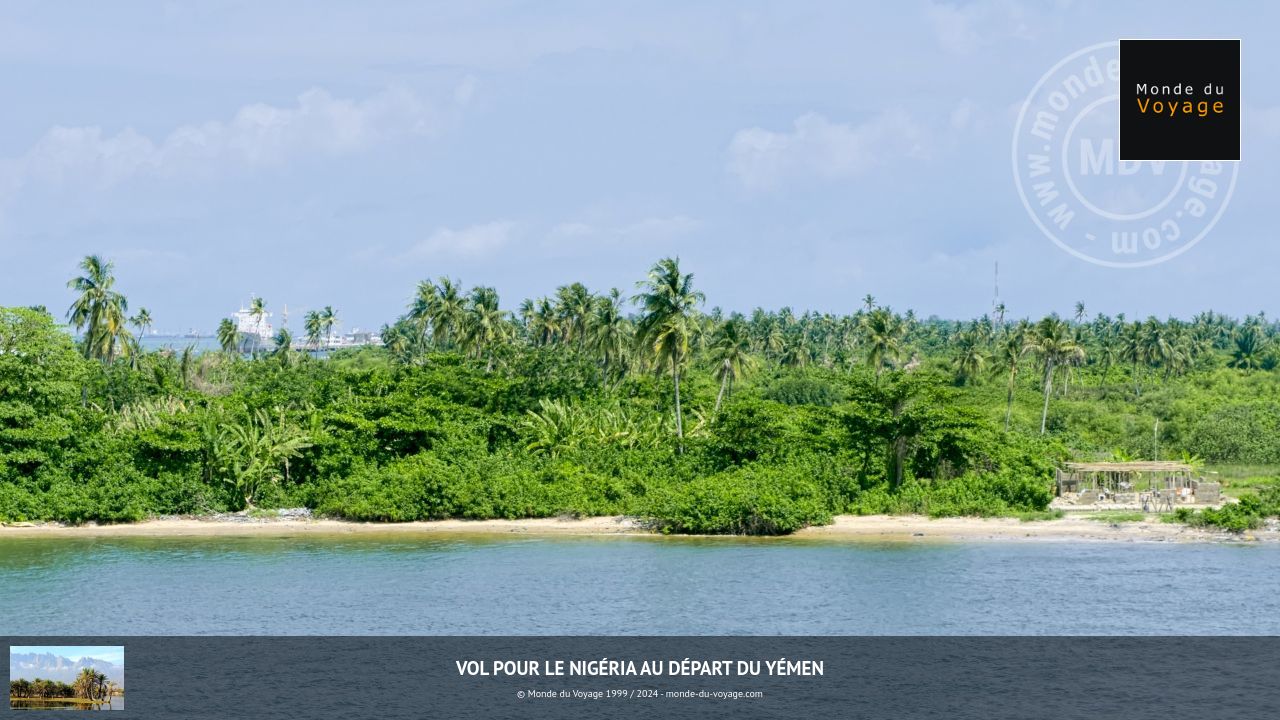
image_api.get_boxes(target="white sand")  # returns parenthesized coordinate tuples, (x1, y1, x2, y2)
(1, 513, 1272, 542)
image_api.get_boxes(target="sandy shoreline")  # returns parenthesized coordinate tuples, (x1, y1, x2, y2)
(0, 513, 1274, 543)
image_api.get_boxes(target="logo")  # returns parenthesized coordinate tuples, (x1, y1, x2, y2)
(1119, 39, 1240, 161)
(1012, 41, 1238, 268)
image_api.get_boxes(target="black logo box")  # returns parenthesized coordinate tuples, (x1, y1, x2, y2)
(1119, 39, 1240, 161)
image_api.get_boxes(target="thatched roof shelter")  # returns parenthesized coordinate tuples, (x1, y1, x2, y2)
(1063, 461, 1192, 473)
(1056, 460, 1199, 498)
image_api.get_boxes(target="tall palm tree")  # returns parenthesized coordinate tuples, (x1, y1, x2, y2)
(709, 318, 756, 413)
(526, 297, 559, 346)
(952, 328, 988, 385)
(1025, 316, 1084, 434)
(588, 288, 629, 378)
(997, 321, 1029, 430)
(248, 297, 267, 352)
(303, 310, 324, 350)
(130, 307, 153, 337)
(408, 279, 437, 345)
(633, 257, 704, 446)
(320, 305, 338, 348)
(462, 286, 511, 370)
(1119, 321, 1149, 395)
(554, 282, 595, 346)
(859, 307, 906, 382)
(431, 277, 466, 348)
(217, 318, 240, 354)
(66, 254, 132, 362)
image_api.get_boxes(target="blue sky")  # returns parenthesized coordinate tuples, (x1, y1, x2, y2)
(11, 646, 124, 666)
(0, 1, 1276, 333)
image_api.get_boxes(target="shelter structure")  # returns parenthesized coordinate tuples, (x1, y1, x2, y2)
(1055, 461, 1219, 509)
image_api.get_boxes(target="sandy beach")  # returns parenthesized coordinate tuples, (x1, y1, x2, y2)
(0, 513, 1274, 543)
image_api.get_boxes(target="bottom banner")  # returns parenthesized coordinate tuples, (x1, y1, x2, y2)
(5, 637, 1278, 719)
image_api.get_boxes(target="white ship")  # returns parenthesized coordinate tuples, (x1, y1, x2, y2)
(228, 298, 382, 351)
(233, 300, 274, 347)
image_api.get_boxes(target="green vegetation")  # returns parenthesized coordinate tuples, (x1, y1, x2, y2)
(1172, 488, 1280, 533)
(4, 255, 1280, 534)
(10, 669, 116, 703)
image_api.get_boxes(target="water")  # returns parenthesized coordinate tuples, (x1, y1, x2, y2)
(1, 535, 1278, 635)
(136, 336, 221, 353)
(9, 697, 123, 711)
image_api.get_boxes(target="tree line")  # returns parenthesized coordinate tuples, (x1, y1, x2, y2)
(8, 251, 1278, 533)
(9, 668, 115, 702)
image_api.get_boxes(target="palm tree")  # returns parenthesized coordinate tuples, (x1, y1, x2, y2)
(271, 328, 296, 366)
(408, 279, 437, 345)
(588, 289, 629, 379)
(997, 322, 1029, 430)
(1228, 324, 1270, 370)
(320, 305, 338, 348)
(633, 257, 704, 447)
(859, 307, 906, 382)
(248, 297, 267, 352)
(1025, 316, 1084, 434)
(303, 310, 324, 350)
(709, 318, 756, 413)
(555, 282, 595, 346)
(462, 286, 511, 370)
(952, 329, 988, 385)
(1119, 321, 1149, 395)
(526, 297, 559, 346)
(431, 278, 466, 348)
(66, 254, 132, 362)
(130, 307, 153, 337)
(217, 318, 240, 354)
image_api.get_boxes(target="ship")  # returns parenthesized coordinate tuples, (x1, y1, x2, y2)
(233, 298, 274, 348)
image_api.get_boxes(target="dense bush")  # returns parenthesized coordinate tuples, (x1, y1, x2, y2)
(11, 296, 1280, 536)
(1173, 486, 1280, 532)
(645, 464, 833, 535)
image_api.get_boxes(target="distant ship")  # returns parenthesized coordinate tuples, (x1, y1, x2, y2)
(230, 299, 381, 350)
(233, 303, 274, 347)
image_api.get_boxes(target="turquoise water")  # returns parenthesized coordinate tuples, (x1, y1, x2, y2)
(1, 535, 1277, 635)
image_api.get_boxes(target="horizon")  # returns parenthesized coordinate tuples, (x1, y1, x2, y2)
(14, 257, 1273, 338)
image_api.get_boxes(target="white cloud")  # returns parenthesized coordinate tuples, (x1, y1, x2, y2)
(726, 111, 926, 191)
(4, 86, 442, 194)
(405, 221, 516, 260)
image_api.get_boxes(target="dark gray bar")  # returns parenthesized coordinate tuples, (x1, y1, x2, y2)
(5, 637, 1278, 719)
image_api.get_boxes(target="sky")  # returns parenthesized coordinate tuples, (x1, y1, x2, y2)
(0, 1, 1277, 334)
(11, 646, 125, 666)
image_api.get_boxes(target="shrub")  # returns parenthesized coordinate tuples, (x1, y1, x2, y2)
(1177, 493, 1276, 533)
(848, 471, 1053, 518)
(644, 464, 832, 535)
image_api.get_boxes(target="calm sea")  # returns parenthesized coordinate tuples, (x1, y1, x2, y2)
(1, 535, 1277, 635)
